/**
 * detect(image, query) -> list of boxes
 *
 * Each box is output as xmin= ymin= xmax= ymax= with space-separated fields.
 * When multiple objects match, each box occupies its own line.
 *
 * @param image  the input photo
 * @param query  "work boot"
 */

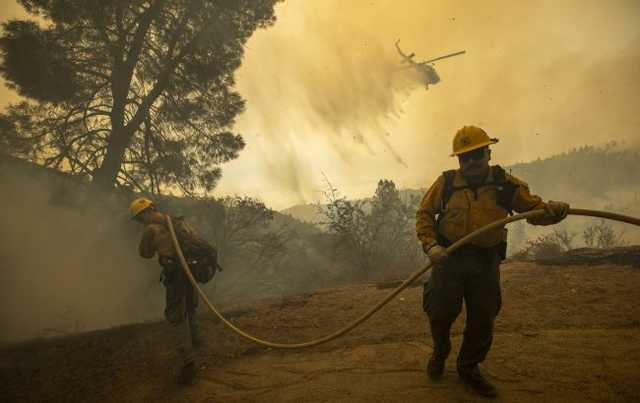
xmin=426 ymin=355 xmax=445 ymax=381
xmin=177 ymin=361 xmax=196 ymax=385
xmin=458 ymin=365 xmax=497 ymax=398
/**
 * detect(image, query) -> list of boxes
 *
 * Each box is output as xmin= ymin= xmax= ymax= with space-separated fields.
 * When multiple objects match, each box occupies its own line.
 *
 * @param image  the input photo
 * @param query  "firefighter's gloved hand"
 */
xmin=425 ymin=244 xmax=449 ymax=266
xmin=545 ymin=200 xmax=570 ymax=221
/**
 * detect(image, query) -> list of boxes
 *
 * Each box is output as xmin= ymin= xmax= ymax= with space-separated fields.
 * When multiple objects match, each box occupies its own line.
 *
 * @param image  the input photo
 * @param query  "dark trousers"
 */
xmin=163 ymin=266 xmax=199 ymax=366
xmin=423 ymin=248 xmax=502 ymax=369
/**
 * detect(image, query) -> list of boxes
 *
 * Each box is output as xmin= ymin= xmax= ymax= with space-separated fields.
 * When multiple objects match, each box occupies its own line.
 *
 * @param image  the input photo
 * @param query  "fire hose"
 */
xmin=166 ymin=208 xmax=640 ymax=349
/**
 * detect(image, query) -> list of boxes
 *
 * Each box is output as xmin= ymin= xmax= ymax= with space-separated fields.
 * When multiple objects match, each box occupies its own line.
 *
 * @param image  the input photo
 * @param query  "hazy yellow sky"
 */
xmin=2 ymin=0 xmax=639 ymax=209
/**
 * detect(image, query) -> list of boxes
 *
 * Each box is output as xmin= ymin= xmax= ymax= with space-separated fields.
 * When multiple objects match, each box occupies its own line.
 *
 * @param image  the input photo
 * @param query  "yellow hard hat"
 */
xmin=451 ymin=126 xmax=499 ymax=156
xmin=129 ymin=198 xmax=154 ymax=219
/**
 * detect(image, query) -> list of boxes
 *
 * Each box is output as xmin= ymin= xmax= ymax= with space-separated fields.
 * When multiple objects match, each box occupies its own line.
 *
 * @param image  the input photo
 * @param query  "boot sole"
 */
xmin=459 ymin=378 xmax=497 ymax=398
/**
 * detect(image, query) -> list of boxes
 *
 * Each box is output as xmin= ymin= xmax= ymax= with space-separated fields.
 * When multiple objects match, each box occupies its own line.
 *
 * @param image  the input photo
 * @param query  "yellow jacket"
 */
xmin=416 ymin=166 xmax=558 ymax=248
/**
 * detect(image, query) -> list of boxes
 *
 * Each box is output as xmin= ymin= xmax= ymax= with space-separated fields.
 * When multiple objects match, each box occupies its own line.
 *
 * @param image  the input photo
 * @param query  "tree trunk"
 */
xmin=91 ymin=69 xmax=132 ymax=192
xmin=91 ymin=127 xmax=132 ymax=191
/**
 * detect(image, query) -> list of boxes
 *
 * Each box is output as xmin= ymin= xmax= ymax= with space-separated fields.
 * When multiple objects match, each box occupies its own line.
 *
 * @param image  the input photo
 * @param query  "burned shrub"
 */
xmin=513 ymin=229 xmax=576 ymax=260
xmin=583 ymin=220 xmax=627 ymax=249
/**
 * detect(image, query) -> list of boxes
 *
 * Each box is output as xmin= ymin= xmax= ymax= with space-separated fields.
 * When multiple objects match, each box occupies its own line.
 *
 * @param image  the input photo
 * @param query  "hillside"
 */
xmin=2 ymin=255 xmax=639 ymax=402
xmin=281 ymin=188 xmax=425 ymax=224
xmin=281 ymin=144 xmax=640 ymax=224
xmin=508 ymin=143 xmax=640 ymax=206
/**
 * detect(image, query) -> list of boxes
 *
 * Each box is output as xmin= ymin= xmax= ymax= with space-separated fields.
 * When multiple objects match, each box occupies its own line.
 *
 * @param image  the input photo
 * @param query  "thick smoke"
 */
xmin=0 ymin=160 xmax=339 ymax=343
xmin=0 ymin=167 xmax=164 ymax=343
xmin=219 ymin=0 xmax=640 ymax=209
xmin=1 ymin=1 xmax=638 ymax=209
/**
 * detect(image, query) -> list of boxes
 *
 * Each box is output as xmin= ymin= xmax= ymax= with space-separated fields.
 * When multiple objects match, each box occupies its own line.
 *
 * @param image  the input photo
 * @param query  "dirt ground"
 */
xmin=2 ymin=261 xmax=639 ymax=402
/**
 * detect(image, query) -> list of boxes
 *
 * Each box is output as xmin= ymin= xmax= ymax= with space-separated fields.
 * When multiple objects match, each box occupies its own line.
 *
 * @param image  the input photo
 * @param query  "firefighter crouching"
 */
xmin=416 ymin=126 xmax=570 ymax=397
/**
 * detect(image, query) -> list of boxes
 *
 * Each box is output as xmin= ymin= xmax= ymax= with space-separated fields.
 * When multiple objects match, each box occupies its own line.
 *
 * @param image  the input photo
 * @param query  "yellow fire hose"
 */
xmin=166 ymin=208 xmax=640 ymax=349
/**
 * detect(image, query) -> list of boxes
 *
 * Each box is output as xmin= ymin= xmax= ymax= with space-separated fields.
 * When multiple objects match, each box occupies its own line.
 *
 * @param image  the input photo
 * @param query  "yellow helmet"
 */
xmin=129 ymin=198 xmax=154 ymax=219
xmin=451 ymin=126 xmax=499 ymax=156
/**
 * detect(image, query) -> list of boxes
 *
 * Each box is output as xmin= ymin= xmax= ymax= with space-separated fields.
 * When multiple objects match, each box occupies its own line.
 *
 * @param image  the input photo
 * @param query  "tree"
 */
xmin=0 ymin=0 xmax=279 ymax=195
xmin=184 ymin=195 xmax=296 ymax=297
xmin=319 ymin=177 xmax=422 ymax=278
xmin=319 ymin=176 xmax=374 ymax=275
xmin=513 ymin=228 xmax=576 ymax=260
xmin=583 ymin=220 xmax=627 ymax=249
xmin=188 ymin=195 xmax=294 ymax=267
xmin=368 ymin=179 xmax=421 ymax=273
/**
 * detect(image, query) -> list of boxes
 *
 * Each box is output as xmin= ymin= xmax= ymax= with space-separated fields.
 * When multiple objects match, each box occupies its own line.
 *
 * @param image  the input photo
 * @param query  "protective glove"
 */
xmin=545 ymin=200 xmax=570 ymax=221
xmin=424 ymin=244 xmax=449 ymax=266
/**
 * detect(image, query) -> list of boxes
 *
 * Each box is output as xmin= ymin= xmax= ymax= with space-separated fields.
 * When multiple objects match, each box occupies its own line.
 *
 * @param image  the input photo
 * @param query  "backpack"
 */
xmin=169 ymin=216 xmax=219 ymax=284
xmin=440 ymin=165 xmax=518 ymax=214
xmin=436 ymin=165 xmax=518 ymax=259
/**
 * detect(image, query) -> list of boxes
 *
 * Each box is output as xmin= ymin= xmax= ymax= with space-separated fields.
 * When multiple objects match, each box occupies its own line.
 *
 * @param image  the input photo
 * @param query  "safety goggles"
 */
xmin=458 ymin=147 xmax=488 ymax=163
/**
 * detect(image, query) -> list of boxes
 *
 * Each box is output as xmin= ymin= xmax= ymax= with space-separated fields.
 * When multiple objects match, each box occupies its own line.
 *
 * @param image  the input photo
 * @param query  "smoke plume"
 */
xmin=218 ymin=0 xmax=640 ymax=208
xmin=0 ymin=166 xmax=164 ymax=343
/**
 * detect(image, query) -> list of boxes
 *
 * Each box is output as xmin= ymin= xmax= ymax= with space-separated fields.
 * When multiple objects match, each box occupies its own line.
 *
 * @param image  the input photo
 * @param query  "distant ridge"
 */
xmin=280 ymin=144 xmax=640 ymax=224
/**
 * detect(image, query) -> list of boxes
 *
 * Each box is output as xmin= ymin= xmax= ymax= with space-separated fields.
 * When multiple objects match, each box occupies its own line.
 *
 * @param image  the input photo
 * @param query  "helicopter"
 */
xmin=395 ymin=39 xmax=466 ymax=89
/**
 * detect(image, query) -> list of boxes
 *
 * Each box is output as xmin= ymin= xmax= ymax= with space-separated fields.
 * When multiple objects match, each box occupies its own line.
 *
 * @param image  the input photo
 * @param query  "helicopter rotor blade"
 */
xmin=419 ymin=50 xmax=466 ymax=64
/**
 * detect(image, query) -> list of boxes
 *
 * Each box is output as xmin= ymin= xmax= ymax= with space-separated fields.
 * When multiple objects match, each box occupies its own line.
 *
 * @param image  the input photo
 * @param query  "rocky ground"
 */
xmin=2 ymin=256 xmax=639 ymax=402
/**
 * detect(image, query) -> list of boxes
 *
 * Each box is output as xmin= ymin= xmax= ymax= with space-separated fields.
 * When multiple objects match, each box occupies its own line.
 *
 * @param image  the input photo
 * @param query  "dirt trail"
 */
xmin=2 ymin=261 xmax=639 ymax=402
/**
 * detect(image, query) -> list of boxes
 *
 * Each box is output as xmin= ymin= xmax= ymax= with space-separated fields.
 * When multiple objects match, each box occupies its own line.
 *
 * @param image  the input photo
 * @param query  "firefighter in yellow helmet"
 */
xmin=416 ymin=126 xmax=569 ymax=397
xmin=130 ymin=198 xmax=200 ymax=385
